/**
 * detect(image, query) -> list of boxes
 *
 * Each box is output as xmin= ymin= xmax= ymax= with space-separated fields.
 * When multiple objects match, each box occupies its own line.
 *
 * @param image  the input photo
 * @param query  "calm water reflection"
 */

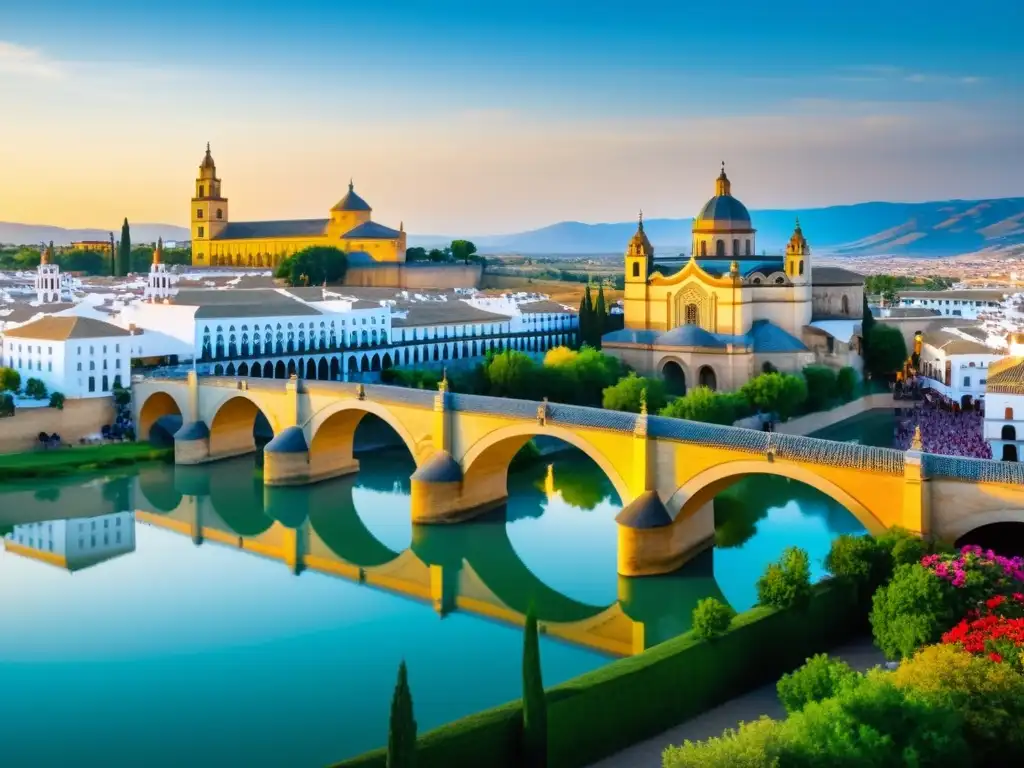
xmin=0 ymin=425 xmax=872 ymax=767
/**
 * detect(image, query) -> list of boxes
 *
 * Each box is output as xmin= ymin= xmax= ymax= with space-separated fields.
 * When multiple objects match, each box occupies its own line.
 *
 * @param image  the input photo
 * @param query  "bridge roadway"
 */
xmin=134 ymin=373 xmax=1024 ymax=577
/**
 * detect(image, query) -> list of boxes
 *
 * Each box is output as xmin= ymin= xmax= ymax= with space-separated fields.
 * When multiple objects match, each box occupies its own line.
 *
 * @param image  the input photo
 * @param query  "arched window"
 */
xmin=799 ymin=260 xmax=805 ymax=276
xmin=732 ymin=239 xmax=739 ymax=256
xmin=698 ymin=365 xmax=717 ymax=391
xmin=196 ymin=209 xmax=203 ymax=219
xmin=715 ymin=239 xmax=725 ymax=258
xmin=1001 ymin=425 xmax=1016 ymax=441
xmin=685 ymin=303 xmax=699 ymax=325
xmin=199 ymin=185 xmax=205 ymax=197
xmin=632 ymin=261 xmax=640 ymax=278
xmin=841 ymin=295 xmax=849 ymax=314
xmin=1006 ymin=407 xmax=1015 ymax=420
xmin=216 ymin=209 xmax=223 ymax=219
xmin=700 ymin=241 xmax=707 ymax=257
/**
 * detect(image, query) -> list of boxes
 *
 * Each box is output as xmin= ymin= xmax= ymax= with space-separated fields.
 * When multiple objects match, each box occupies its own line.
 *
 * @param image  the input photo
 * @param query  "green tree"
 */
xmin=594 ymin=285 xmax=608 ymax=348
xmin=48 ymin=391 xmax=65 ymax=410
xmin=870 ymin=563 xmax=955 ymax=660
xmin=57 ymin=249 xmax=107 ymax=274
xmin=861 ymin=294 xmax=875 ymax=367
xmin=522 ymin=604 xmax=547 ymax=767
xmin=660 ymin=387 xmax=741 ymax=425
xmin=117 ymin=218 xmax=131 ymax=276
xmin=427 ymin=248 xmax=447 ymax=262
xmin=864 ymin=324 xmax=908 ymax=379
xmin=579 ymin=286 xmax=594 ymax=348
xmin=801 ymin=365 xmax=837 ymax=411
xmin=24 ymin=377 xmax=47 ymax=399
xmin=274 ymin=246 xmax=348 ymax=287
xmin=405 ymin=246 xmax=428 ymax=262
xmin=386 ymin=661 xmax=417 ymax=768
xmin=449 ymin=239 xmax=478 ymax=264
xmin=776 ymin=654 xmax=859 ymax=715
xmin=739 ymin=372 xmax=808 ymax=421
xmin=835 ymin=366 xmax=857 ymax=402
xmin=0 ymin=367 xmax=21 ymax=392
xmin=756 ymin=546 xmax=812 ymax=610
xmin=691 ymin=597 xmax=735 ymax=641
xmin=486 ymin=351 xmax=537 ymax=397
xmin=824 ymin=533 xmax=888 ymax=604
xmin=0 ymin=393 xmax=14 ymax=417
xmin=601 ymin=372 xmax=666 ymax=413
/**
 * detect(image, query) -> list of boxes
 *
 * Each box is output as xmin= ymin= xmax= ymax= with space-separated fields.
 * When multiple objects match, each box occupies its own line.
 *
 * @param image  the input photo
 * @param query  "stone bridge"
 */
xmin=133 ymin=373 xmax=1024 ymax=576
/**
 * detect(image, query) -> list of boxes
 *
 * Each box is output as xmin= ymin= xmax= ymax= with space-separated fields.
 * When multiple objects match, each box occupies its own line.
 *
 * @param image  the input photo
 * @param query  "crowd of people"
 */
xmin=893 ymin=399 xmax=991 ymax=459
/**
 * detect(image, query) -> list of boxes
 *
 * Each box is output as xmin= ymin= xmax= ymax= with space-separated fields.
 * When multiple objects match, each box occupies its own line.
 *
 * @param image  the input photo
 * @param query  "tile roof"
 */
xmin=748 ymin=319 xmax=809 ymax=353
xmin=921 ymin=329 xmax=996 ymax=356
xmin=900 ymin=289 xmax=1007 ymax=302
xmin=170 ymin=288 xmax=322 ymax=318
xmin=212 ymin=219 xmax=328 ymax=240
xmin=1 ymin=315 xmax=130 ymax=340
xmin=811 ymin=266 xmax=864 ymax=286
xmin=341 ymin=221 xmax=401 ymax=239
xmin=985 ymin=356 xmax=1024 ymax=395
xmin=392 ymin=302 xmax=510 ymax=327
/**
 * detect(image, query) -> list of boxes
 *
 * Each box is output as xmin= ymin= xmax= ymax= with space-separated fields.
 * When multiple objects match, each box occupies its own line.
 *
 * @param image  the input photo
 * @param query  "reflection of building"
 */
xmin=189 ymin=143 xmax=407 ymax=267
xmin=3 ymin=512 xmax=136 ymax=571
xmin=604 ymin=165 xmax=865 ymax=393
xmin=985 ymin=333 xmax=1024 ymax=462
xmin=0 ymin=316 xmax=133 ymax=398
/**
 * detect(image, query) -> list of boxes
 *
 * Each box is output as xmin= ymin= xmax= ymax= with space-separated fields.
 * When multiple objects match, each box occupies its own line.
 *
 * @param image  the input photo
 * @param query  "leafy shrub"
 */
xmin=801 ymin=365 xmax=837 ymax=411
xmin=738 ymin=372 xmax=807 ymax=421
xmin=660 ymin=386 xmax=743 ymax=425
xmin=824 ymin=533 xmax=887 ymax=602
xmin=0 ymin=366 xmax=19 ymax=392
xmin=870 ymin=564 xmax=955 ymax=660
xmin=691 ymin=597 xmax=736 ymax=641
xmin=601 ymin=372 xmax=667 ymax=414
xmin=662 ymin=717 xmax=780 ymax=768
xmin=48 ymin=391 xmax=65 ymax=410
xmin=835 ymin=366 xmax=857 ymax=402
xmin=756 ymin=547 xmax=812 ymax=610
xmin=776 ymin=653 xmax=859 ymax=714
xmin=892 ymin=643 xmax=1024 ymax=765
xmin=0 ymin=393 xmax=14 ymax=417
xmin=25 ymin=377 xmax=47 ymax=399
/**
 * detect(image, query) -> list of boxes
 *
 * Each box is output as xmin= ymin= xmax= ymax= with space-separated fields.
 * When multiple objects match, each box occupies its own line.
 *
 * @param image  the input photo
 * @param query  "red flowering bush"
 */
xmin=941 ymin=593 xmax=1024 ymax=669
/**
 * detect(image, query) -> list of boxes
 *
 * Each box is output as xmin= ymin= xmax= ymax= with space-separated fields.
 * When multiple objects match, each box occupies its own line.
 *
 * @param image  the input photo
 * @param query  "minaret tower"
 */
xmin=623 ymin=211 xmax=654 ymax=330
xmin=190 ymin=142 xmax=229 ymax=265
xmin=35 ymin=241 xmax=62 ymax=303
xmin=146 ymin=237 xmax=175 ymax=300
xmin=785 ymin=217 xmax=810 ymax=284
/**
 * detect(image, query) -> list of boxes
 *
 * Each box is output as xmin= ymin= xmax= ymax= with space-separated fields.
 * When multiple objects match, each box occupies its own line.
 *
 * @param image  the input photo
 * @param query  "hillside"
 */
xmin=0 ymin=222 xmax=190 ymax=246
xmin=416 ymin=197 xmax=1024 ymax=257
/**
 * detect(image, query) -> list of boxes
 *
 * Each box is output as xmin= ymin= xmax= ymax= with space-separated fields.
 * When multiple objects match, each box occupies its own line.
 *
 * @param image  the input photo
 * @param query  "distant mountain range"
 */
xmin=413 ymin=197 xmax=1024 ymax=258
xmin=5 ymin=197 xmax=1024 ymax=258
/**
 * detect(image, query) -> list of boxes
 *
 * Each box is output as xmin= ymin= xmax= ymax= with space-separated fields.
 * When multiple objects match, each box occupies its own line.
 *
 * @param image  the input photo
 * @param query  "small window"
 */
xmin=199 ymin=185 xmax=205 ymax=197
xmin=963 ymin=376 xmax=970 ymax=387
xmin=196 ymin=209 xmax=204 ymax=219
xmin=632 ymin=261 xmax=640 ymax=278
xmin=198 ymin=226 xmax=205 ymax=238
xmin=216 ymin=209 xmax=223 ymax=219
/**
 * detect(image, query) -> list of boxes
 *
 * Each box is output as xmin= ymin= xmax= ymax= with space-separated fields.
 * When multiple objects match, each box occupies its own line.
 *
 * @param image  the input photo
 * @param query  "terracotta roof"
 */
xmin=986 ymin=356 xmax=1024 ymax=395
xmin=2 ymin=315 xmax=130 ymax=340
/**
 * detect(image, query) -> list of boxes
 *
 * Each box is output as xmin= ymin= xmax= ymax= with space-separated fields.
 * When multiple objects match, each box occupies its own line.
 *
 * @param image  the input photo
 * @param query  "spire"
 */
xmin=715 ymin=161 xmax=731 ymax=196
xmin=349 ymin=178 xmax=354 ymax=192
xmin=400 ymin=221 xmax=404 ymax=232
xmin=786 ymin=217 xmax=809 ymax=256
xmin=153 ymin=237 xmax=163 ymax=265
xmin=638 ymin=209 xmax=644 ymax=231
xmin=201 ymin=142 xmax=215 ymax=169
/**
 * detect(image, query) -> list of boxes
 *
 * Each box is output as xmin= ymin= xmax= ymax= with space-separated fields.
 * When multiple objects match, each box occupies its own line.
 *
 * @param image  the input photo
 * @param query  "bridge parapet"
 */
xmin=923 ymin=454 xmax=1024 ymax=485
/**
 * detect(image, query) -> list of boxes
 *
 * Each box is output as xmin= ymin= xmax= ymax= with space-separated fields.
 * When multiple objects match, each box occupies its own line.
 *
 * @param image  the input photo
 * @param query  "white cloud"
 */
xmin=0 ymin=41 xmax=64 ymax=80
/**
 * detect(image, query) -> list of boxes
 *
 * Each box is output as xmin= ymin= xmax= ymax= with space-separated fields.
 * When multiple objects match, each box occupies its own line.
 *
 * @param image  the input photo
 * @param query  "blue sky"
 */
xmin=1 ymin=0 xmax=1021 ymax=233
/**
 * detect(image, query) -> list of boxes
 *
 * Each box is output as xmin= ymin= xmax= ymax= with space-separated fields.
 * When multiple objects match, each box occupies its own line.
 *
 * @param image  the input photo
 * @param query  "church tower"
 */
xmin=146 ymin=238 xmax=175 ymax=300
xmin=35 ymin=241 xmax=62 ymax=303
xmin=191 ymin=143 xmax=229 ymax=264
xmin=623 ymin=212 xmax=654 ymax=330
xmin=785 ymin=217 xmax=810 ymax=284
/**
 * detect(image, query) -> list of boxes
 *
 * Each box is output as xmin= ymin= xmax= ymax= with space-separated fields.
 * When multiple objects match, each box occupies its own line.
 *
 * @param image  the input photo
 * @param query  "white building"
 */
xmin=918 ymin=329 xmax=1005 ymax=409
xmin=144 ymin=238 xmax=177 ymax=301
xmin=3 ymin=511 xmax=136 ymax=571
xmin=985 ymin=333 xmax=1024 ymax=462
xmin=898 ymin=289 xmax=1007 ymax=320
xmin=0 ymin=316 xmax=133 ymax=398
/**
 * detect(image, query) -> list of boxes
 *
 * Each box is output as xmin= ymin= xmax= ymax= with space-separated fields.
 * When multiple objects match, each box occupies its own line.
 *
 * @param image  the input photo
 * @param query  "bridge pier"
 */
xmin=410 ymin=451 xmax=505 ymax=523
xmin=173 ymin=421 xmax=211 ymax=465
xmin=616 ymin=492 xmax=714 ymax=577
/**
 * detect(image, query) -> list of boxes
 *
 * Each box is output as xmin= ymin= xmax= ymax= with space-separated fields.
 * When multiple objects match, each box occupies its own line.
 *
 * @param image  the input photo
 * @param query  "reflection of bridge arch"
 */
xmin=136 ymin=464 xmax=182 ymax=513
xmin=667 ymin=460 xmax=886 ymax=535
xmin=207 ymin=466 xmax=274 ymax=536
xmin=209 ymin=396 xmax=277 ymax=458
xmin=307 ymin=484 xmax=401 ymax=568
xmin=460 ymin=423 xmax=630 ymax=512
xmin=138 ymin=391 xmax=184 ymax=443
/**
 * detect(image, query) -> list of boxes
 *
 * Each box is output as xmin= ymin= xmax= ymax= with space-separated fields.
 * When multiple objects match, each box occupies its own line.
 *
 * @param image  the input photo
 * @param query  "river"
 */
xmin=0 ymin=413 xmax=895 ymax=767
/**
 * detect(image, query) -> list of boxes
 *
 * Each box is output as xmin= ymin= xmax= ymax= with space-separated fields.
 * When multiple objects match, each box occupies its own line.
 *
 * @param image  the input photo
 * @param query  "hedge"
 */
xmin=0 ymin=442 xmax=172 ymax=480
xmin=332 ymin=579 xmax=865 ymax=768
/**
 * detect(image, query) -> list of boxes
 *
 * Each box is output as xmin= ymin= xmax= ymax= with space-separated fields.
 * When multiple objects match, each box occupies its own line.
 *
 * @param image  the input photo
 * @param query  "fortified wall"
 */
xmin=343 ymin=263 xmax=483 ymax=290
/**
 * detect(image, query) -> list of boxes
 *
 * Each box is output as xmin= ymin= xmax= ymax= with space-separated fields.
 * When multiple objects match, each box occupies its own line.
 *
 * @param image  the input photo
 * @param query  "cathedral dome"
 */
xmin=332 ymin=180 xmax=372 ymax=212
xmin=693 ymin=163 xmax=752 ymax=232
xmin=201 ymin=142 xmax=216 ymax=170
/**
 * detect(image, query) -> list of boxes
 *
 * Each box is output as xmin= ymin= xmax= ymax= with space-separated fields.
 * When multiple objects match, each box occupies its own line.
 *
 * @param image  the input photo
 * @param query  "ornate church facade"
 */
xmin=603 ymin=165 xmax=865 ymax=394
xmin=189 ymin=144 xmax=407 ymax=268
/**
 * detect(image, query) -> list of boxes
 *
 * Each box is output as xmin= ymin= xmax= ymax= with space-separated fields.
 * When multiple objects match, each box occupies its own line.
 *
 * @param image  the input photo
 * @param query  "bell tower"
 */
xmin=624 ymin=211 xmax=654 ymax=329
xmin=190 ymin=142 xmax=229 ymax=264
xmin=785 ymin=217 xmax=810 ymax=284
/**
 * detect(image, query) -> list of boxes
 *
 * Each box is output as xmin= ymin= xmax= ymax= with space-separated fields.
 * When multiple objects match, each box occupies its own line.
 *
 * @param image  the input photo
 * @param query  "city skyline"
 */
xmin=1 ymin=0 xmax=1022 ymax=234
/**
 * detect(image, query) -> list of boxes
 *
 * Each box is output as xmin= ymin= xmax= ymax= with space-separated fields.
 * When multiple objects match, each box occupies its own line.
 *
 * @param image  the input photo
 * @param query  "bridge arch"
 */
xmin=306 ymin=400 xmax=423 ymax=482
xmin=665 ymin=460 xmax=887 ymax=535
xmin=208 ymin=395 xmax=278 ymax=458
xmin=138 ymin=391 xmax=185 ymax=445
xmin=459 ymin=423 xmax=631 ymax=510
xmin=943 ymin=509 xmax=1024 ymax=543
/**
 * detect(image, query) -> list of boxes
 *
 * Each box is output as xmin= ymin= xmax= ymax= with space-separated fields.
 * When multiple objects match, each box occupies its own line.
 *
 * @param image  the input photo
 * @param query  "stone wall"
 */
xmin=0 ymin=398 xmax=116 ymax=454
xmin=774 ymin=393 xmax=897 ymax=436
xmin=343 ymin=263 xmax=482 ymax=290
xmin=811 ymin=283 xmax=864 ymax=319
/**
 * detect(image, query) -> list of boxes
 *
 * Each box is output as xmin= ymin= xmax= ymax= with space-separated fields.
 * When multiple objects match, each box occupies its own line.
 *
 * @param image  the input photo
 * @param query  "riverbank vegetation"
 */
xmin=0 ymin=442 xmax=172 ymax=480
xmin=662 ymin=533 xmax=1024 ymax=768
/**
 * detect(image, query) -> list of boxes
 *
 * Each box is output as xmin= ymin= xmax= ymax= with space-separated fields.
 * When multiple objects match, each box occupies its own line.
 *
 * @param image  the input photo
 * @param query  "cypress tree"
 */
xmin=386 ymin=660 xmax=417 ymax=768
xmin=522 ymin=604 xmax=547 ymax=767
xmin=117 ymin=218 xmax=131 ymax=276
xmin=594 ymin=285 xmax=608 ymax=349
xmin=861 ymin=293 xmax=875 ymax=376
xmin=581 ymin=285 xmax=595 ymax=349
xmin=109 ymin=232 xmax=116 ymax=276
xmin=576 ymin=290 xmax=589 ymax=349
